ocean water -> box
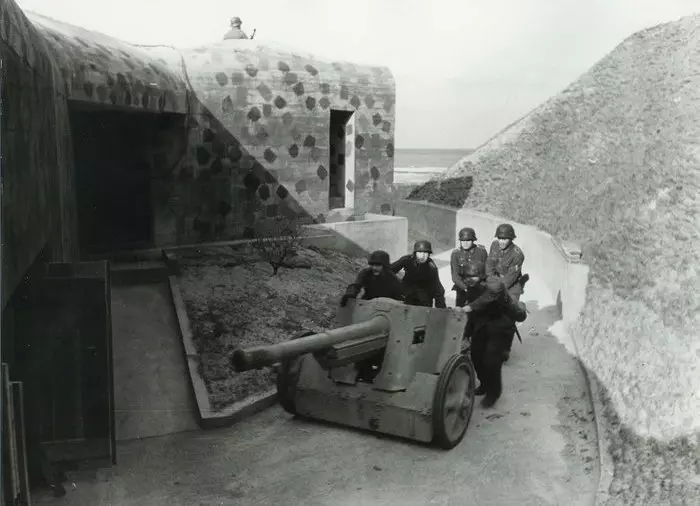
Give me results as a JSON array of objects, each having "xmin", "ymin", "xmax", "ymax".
[{"xmin": 393, "ymin": 148, "xmax": 473, "ymax": 184}]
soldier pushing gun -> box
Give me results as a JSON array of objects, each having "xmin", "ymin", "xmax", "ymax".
[
  {"xmin": 340, "ymin": 250, "xmax": 405, "ymax": 307},
  {"xmin": 340, "ymin": 250, "xmax": 405, "ymax": 381},
  {"xmin": 390, "ymin": 240, "xmax": 447, "ymax": 308},
  {"xmin": 460, "ymin": 262, "xmax": 528, "ymax": 408}
]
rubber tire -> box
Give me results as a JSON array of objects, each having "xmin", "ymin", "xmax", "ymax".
[
  {"xmin": 432, "ymin": 353, "xmax": 477, "ymax": 450},
  {"xmin": 276, "ymin": 330, "xmax": 314, "ymax": 415}
]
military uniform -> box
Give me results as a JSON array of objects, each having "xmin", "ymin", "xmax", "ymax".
[
  {"xmin": 465, "ymin": 274, "xmax": 527, "ymax": 407},
  {"xmin": 391, "ymin": 254, "xmax": 446, "ymax": 308},
  {"xmin": 485, "ymin": 240, "xmax": 525, "ymax": 300},
  {"xmin": 342, "ymin": 250, "xmax": 405, "ymax": 380},
  {"xmin": 224, "ymin": 17, "xmax": 249, "ymax": 39},
  {"xmin": 485, "ymin": 239, "xmax": 525, "ymax": 356},
  {"xmin": 224, "ymin": 27, "xmax": 248, "ymax": 39},
  {"xmin": 342, "ymin": 267, "xmax": 405, "ymax": 303},
  {"xmin": 450, "ymin": 245, "xmax": 488, "ymax": 306}
]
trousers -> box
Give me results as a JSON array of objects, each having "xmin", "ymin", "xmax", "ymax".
[
  {"xmin": 469, "ymin": 317, "xmax": 512, "ymax": 399},
  {"xmin": 405, "ymin": 290, "xmax": 433, "ymax": 307}
]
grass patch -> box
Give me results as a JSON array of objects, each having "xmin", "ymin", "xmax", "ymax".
[
  {"xmin": 406, "ymin": 176, "xmax": 474, "ymax": 207},
  {"xmin": 176, "ymin": 244, "xmax": 367, "ymax": 411}
]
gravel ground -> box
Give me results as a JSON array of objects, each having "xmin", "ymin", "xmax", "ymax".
[{"xmin": 176, "ymin": 244, "xmax": 367, "ymax": 411}]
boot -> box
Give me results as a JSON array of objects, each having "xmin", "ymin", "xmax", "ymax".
[
  {"xmin": 51, "ymin": 483, "xmax": 67, "ymax": 498},
  {"xmin": 475, "ymin": 384, "xmax": 486, "ymax": 396},
  {"xmin": 480, "ymin": 394, "xmax": 499, "ymax": 408}
]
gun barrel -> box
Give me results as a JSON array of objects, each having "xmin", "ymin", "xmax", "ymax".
[{"xmin": 231, "ymin": 315, "xmax": 390, "ymax": 372}]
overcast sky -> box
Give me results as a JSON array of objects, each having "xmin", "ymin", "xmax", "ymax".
[{"xmin": 15, "ymin": 0, "xmax": 700, "ymax": 149}]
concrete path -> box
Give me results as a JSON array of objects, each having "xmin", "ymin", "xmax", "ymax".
[
  {"xmin": 34, "ymin": 266, "xmax": 599, "ymax": 505},
  {"xmin": 111, "ymin": 282, "xmax": 199, "ymax": 441}
]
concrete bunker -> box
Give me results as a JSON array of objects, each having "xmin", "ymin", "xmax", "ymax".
[
  {"xmin": 70, "ymin": 104, "xmax": 187, "ymax": 255},
  {"xmin": 2, "ymin": 2, "xmax": 401, "ymax": 499}
]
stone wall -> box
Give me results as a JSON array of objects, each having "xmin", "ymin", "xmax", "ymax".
[{"xmin": 0, "ymin": 0, "xmax": 78, "ymax": 306}]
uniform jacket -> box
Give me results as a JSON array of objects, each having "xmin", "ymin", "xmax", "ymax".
[
  {"xmin": 465, "ymin": 276, "xmax": 528, "ymax": 335},
  {"xmin": 390, "ymin": 255, "xmax": 446, "ymax": 308},
  {"xmin": 223, "ymin": 28, "xmax": 248, "ymax": 39},
  {"xmin": 485, "ymin": 241, "xmax": 525, "ymax": 291},
  {"xmin": 450, "ymin": 245, "xmax": 488, "ymax": 292},
  {"xmin": 344, "ymin": 268, "xmax": 405, "ymax": 302}
]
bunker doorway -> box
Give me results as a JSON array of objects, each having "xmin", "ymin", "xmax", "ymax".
[
  {"xmin": 328, "ymin": 109, "xmax": 355, "ymax": 210},
  {"xmin": 69, "ymin": 104, "xmax": 184, "ymax": 257}
]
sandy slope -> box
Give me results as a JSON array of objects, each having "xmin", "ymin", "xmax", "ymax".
[{"xmin": 410, "ymin": 14, "xmax": 700, "ymax": 505}]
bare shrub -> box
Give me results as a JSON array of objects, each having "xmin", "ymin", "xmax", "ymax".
[{"xmin": 250, "ymin": 216, "xmax": 309, "ymax": 275}]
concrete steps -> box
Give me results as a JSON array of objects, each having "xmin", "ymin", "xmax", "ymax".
[{"xmin": 110, "ymin": 260, "xmax": 169, "ymax": 286}]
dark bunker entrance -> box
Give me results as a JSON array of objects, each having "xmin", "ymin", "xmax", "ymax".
[
  {"xmin": 69, "ymin": 103, "xmax": 185, "ymax": 256},
  {"xmin": 328, "ymin": 109, "xmax": 354, "ymax": 210}
]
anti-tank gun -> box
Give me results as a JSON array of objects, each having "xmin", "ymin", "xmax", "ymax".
[{"xmin": 230, "ymin": 297, "xmax": 477, "ymax": 449}]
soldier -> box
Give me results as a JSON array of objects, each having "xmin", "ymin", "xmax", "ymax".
[
  {"xmin": 223, "ymin": 16, "xmax": 249, "ymax": 40},
  {"xmin": 485, "ymin": 223, "xmax": 529, "ymax": 361},
  {"xmin": 340, "ymin": 250, "xmax": 405, "ymax": 307},
  {"xmin": 461, "ymin": 262, "xmax": 528, "ymax": 408},
  {"xmin": 390, "ymin": 240, "xmax": 447, "ymax": 308},
  {"xmin": 450, "ymin": 227, "xmax": 488, "ymax": 307},
  {"xmin": 340, "ymin": 250, "xmax": 404, "ymax": 381}
]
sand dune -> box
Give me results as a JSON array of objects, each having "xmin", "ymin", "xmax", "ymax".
[{"xmin": 409, "ymin": 14, "xmax": 700, "ymax": 505}]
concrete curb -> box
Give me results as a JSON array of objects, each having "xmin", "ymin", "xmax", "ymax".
[
  {"xmin": 563, "ymin": 326, "xmax": 614, "ymax": 505},
  {"xmin": 585, "ymin": 373, "xmax": 615, "ymax": 505},
  {"xmin": 165, "ymin": 260, "xmax": 278, "ymax": 429}
]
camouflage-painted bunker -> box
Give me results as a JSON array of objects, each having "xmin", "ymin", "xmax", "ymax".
[{"xmin": 1, "ymin": 0, "xmax": 396, "ymax": 304}]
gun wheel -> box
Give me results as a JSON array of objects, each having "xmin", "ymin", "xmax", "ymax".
[
  {"xmin": 432, "ymin": 353, "xmax": 476, "ymax": 449},
  {"xmin": 276, "ymin": 330, "xmax": 314, "ymax": 415}
]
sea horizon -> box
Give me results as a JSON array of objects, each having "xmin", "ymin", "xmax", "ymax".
[{"xmin": 393, "ymin": 147, "xmax": 473, "ymax": 184}]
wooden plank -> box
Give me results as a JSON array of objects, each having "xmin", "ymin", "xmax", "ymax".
[
  {"xmin": 45, "ymin": 260, "xmax": 107, "ymax": 279},
  {"xmin": 39, "ymin": 261, "xmax": 116, "ymax": 466},
  {"xmin": 41, "ymin": 438, "xmax": 111, "ymax": 463},
  {"xmin": 104, "ymin": 261, "xmax": 117, "ymax": 465},
  {"xmin": 2, "ymin": 364, "xmax": 20, "ymax": 503},
  {"xmin": 11, "ymin": 382, "xmax": 32, "ymax": 506}
]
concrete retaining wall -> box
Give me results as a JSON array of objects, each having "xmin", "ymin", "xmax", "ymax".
[
  {"xmin": 306, "ymin": 214, "xmax": 408, "ymax": 262},
  {"xmin": 395, "ymin": 200, "xmax": 588, "ymax": 327},
  {"xmin": 394, "ymin": 200, "xmax": 457, "ymax": 249}
]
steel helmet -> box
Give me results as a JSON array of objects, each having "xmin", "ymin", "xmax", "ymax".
[
  {"xmin": 413, "ymin": 240, "xmax": 433, "ymax": 254},
  {"xmin": 368, "ymin": 250, "xmax": 390, "ymax": 267},
  {"xmin": 230, "ymin": 16, "xmax": 242, "ymax": 26},
  {"xmin": 458, "ymin": 227, "xmax": 477, "ymax": 241},
  {"xmin": 495, "ymin": 223, "xmax": 516, "ymax": 239},
  {"xmin": 463, "ymin": 262, "xmax": 486, "ymax": 279}
]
